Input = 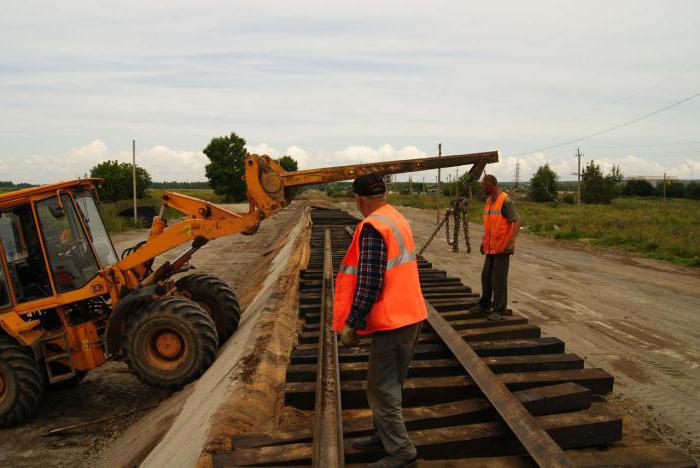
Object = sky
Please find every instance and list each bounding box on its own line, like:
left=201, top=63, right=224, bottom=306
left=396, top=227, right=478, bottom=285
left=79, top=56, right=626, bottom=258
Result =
left=1, top=0, right=699, bottom=184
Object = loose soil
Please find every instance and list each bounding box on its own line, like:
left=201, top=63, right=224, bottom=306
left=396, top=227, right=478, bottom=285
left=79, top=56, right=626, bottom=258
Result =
left=0, top=202, right=307, bottom=467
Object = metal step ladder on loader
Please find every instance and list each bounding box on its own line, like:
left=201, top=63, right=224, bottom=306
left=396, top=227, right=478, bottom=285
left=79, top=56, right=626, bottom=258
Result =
left=40, top=332, right=78, bottom=384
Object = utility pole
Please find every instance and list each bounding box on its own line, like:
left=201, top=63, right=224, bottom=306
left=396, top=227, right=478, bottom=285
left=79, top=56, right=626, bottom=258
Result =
left=408, top=176, right=413, bottom=195
left=436, top=143, right=442, bottom=223
left=422, top=176, right=425, bottom=193
left=132, top=140, right=137, bottom=225
left=515, top=159, right=520, bottom=188
left=663, top=173, right=667, bottom=202
left=575, top=148, right=583, bottom=206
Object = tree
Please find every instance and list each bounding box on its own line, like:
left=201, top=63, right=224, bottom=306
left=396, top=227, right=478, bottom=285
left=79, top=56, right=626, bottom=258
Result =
left=528, top=164, right=558, bottom=202
left=580, top=160, right=617, bottom=204
left=686, top=181, right=700, bottom=200
left=623, top=179, right=654, bottom=197
left=608, top=164, right=624, bottom=196
left=90, top=160, right=151, bottom=203
left=277, top=155, right=298, bottom=172
left=203, top=132, right=248, bottom=202
left=656, top=181, right=685, bottom=198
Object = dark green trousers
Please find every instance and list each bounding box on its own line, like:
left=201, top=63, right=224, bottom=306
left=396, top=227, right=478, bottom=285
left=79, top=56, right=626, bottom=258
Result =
left=366, top=322, right=421, bottom=456
left=478, top=253, right=511, bottom=313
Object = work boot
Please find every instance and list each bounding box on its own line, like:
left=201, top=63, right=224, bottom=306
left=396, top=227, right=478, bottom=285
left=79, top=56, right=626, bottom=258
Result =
left=367, top=446, right=418, bottom=468
left=352, top=432, right=384, bottom=452
left=487, top=311, right=506, bottom=321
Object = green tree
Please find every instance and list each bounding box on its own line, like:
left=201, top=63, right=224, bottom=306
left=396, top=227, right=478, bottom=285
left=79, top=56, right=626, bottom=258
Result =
left=277, top=155, right=299, bottom=172
left=528, top=164, right=559, bottom=202
left=685, top=181, right=700, bottom=200
left=657, top=180, right=685, bottom=198
left=90, top=160, right=151, bottom=203
left=580, top=160, right=619, bottom=204
left=622, top=179, right=654, bottom=197
left=203, top=132, right=248, bottom=202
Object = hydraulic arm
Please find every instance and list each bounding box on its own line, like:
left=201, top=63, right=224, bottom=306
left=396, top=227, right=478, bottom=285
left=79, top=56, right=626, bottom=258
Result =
left=115, top=151, right=498, bottom=284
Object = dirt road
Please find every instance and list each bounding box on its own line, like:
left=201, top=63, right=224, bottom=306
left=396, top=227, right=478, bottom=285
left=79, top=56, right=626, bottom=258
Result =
left=372, top=204, right=700, bottom=458
left=0, top=202, right=306, bottom=467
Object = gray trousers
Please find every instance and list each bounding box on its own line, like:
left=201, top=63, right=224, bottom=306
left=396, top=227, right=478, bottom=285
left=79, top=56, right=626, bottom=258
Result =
left=479, top=253, right=511, bottom=313
left=367, top=322, right=421, bottom=456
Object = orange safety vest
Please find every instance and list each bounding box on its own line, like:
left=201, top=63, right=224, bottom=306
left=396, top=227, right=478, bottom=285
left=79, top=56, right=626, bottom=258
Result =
left=333, top=204, right=427, bottom=335
left=482, top=192, right=515, bottom=255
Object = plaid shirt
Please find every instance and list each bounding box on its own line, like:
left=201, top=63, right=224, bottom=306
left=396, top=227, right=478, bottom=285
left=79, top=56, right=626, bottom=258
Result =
left=346, top=224, right=387, bottom=331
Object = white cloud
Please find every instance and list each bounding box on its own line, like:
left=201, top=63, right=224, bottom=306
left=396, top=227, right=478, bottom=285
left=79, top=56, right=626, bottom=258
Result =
left=245, top=143, right=280, bottom=158
left=3, top=141, right=699, bottom=186
left=1, top=140, right=209, bottom=183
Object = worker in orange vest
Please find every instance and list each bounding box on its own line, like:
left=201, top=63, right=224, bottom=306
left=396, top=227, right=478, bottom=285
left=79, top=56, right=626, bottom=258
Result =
left=477, top=174, right=522, bottom=321
left=334, top=174, right=424, bottom=468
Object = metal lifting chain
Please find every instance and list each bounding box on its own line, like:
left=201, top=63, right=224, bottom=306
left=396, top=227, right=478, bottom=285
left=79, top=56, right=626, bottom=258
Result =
left=418, top=184, right=472, bottom=256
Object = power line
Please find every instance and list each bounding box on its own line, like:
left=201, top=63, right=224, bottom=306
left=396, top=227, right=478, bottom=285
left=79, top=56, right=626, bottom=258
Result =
left=510, top=90, right=700, bottom=158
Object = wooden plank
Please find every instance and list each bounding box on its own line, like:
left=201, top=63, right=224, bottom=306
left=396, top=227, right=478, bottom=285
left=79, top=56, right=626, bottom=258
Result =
left=217, top=409, right=620, bottom=466
left=297, top=323, right=541, bottom=345
left=286, top=354, right=584, bottom=381
left=301, top=314, right=528, bottom=333
left=285, top=368, right=613, bottom=409
left=291, top=336, right=565, bottom=356
left=425, top=301, right=573, bottom=467
left=402, top=445, right=697, bottom=467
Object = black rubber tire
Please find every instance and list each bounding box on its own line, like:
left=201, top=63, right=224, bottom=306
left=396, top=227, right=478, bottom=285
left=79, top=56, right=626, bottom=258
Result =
left=175, top=274, right=241, bottom=343
left=124, top=296, right=218, bottom=388
left=0, top=335, right=43, bottom=427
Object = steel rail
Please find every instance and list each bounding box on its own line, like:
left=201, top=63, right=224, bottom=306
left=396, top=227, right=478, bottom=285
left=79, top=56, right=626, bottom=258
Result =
left=311, top=229, right=345, bottom=468
left=425, top=301, right=575, bottom=468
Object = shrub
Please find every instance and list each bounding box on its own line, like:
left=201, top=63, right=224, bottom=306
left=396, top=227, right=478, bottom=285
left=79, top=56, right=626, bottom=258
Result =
left=529, top=164, right=558, bottom=202
left=90, top=160, right=151, bottom=203
left=686, top=181, right=700, bottom=200
left=623, top=179, right=654, bottom=197
left=656, top=181, right=685, bottom=198
left=561, top=193, right=576, bottom=204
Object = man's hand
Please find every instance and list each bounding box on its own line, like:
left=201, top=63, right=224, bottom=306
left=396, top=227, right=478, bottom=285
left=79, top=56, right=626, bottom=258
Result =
left=505, top=238, right=516, bottom=254
left=340, top=325, right=359, bottom=347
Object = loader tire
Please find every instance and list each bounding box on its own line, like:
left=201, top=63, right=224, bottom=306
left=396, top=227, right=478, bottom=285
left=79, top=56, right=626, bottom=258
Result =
left=124, top=297, right=218, bottom=389
left=175, top=274, right=241, bottom=343
left=0, top=335, right=43, bottom=427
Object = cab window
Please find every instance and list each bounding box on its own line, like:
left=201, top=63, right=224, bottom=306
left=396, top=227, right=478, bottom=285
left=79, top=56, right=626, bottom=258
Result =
left=74, top=192, right=118, bottom=266
left=0, top=245, right=10, bottom=308
left=36, top=195, right=100, bottom=293
left=0, top=205, right=53, bottom=302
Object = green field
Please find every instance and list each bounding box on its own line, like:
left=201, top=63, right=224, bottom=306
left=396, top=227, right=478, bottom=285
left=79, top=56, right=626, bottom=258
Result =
left=388, top=194, right=700, bottom=267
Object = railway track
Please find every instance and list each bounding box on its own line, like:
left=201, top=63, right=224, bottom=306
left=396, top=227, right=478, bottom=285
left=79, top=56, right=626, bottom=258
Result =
left=214, top=207, right=695, bottom=467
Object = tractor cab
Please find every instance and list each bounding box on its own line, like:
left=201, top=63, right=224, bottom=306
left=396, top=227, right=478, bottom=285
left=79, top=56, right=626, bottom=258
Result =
left=0, top=180, right=117, bottom=309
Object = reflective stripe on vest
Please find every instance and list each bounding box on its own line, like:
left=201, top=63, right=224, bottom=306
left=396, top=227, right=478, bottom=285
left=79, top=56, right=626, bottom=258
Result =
left=338, top=213, right=416, bottom=274
left=333, top=204, right=427, bottom=334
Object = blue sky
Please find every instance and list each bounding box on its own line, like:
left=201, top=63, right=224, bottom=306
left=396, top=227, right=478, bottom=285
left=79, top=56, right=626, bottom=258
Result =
left=1, top=0, right=698, bottom=183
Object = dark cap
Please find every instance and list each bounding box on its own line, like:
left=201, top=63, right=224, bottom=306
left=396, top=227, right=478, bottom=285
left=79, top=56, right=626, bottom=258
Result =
left=352, top=174, right=386, bottom=196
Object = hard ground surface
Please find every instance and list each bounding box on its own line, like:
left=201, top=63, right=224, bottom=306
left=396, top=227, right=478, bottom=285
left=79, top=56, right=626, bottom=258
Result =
left=341, top=202, right=699, bottom=460
left=0, top=203, right=305, bottom=467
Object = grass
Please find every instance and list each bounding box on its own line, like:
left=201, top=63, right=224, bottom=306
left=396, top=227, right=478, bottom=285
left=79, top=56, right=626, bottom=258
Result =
left=388, top=194, right=700, bottom=267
